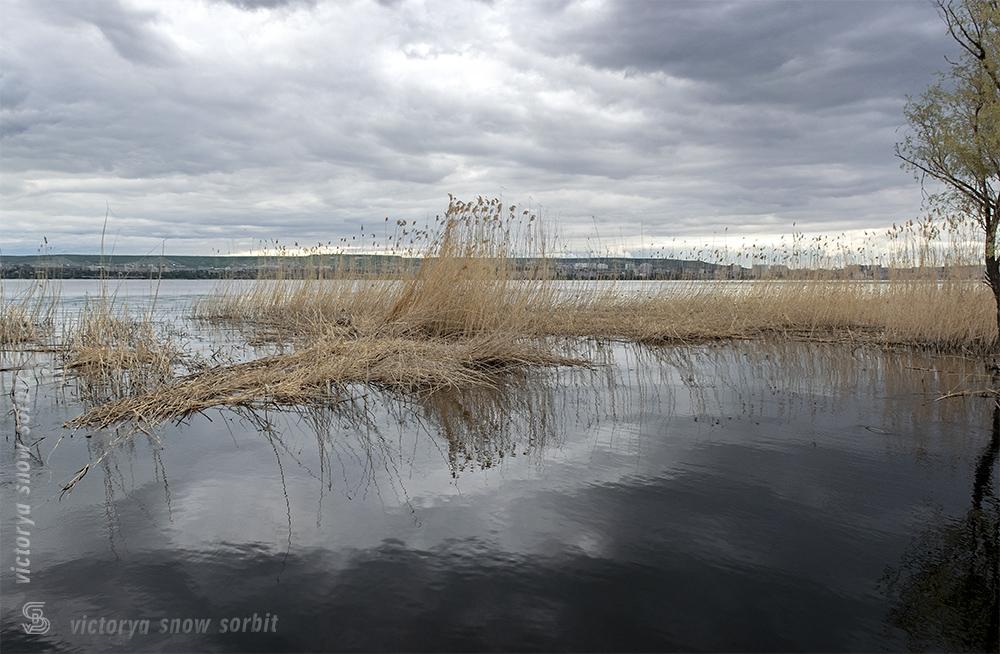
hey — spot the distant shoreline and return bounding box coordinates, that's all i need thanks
[0,254,982,281]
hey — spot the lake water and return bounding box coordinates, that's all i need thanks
[1,281,997,652]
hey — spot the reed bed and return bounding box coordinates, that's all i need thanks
[0,280,58,347]
[198,279,994,352]
[195,199,994,354]
[545,279,994,352]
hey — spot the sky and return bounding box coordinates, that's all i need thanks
[0,0,954,256]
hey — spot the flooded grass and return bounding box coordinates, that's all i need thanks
[6,199,985,431]
[66,335,586,430]
[62,295,181,404]
[0,279,58,347]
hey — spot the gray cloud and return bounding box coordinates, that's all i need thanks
[33,0,179,66]
[531,1,944,110]
[0,0,953,254]
[217,0,317,10]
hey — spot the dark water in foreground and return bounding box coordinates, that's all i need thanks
[1,281,998,652]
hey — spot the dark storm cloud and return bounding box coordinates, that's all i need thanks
[217,0,317,10]
[530,1,944,108]
[0,0,954,254]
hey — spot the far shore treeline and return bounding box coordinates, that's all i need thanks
[0,253,983,281]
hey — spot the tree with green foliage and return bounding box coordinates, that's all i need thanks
[897,0,1000,340]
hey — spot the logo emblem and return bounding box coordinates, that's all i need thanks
[22,602,50,635]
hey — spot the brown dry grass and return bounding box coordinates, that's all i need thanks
[68,197,997,429]
[195,197,558,340]
[199,279,994,352]
[66,334,584,429]
[0,280,57,347]
[196,198,995,354]
[63,295,179,401]
[544,279,994,352]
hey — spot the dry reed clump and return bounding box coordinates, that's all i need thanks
[0,280,58,347]
[1,306,44,346]
[63,296,179,400]
[66,334,585,429]
[194,196,558,340]
[378,200,555,339]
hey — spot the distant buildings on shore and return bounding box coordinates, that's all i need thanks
[0,254,983,281]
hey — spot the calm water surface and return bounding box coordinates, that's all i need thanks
[1,281,997,652]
